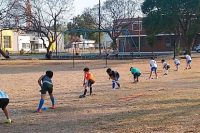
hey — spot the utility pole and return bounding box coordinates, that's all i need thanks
[138,16,141,54]
[98,0,101,55]
[55,13,58,56]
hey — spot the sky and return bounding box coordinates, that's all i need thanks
[73,0,144,17]
[73,0,106,16]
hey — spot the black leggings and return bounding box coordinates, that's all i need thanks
[84,80,95,95]
[87,80,95,87]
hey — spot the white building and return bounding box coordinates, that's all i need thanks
[73,39,96,49]
[18,35,31,52]
[71,35,96,49]
[0,29,65,53]
[18,35,48,53]
[18,34,64,53]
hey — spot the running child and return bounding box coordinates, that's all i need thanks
[173,57,180,71]
[149,57,158,79]
[106,68,120,89]
[161,59,170,75]
[0,90,12,123]
[184,53,192,69]
[130,67,141,83]
[37,70,56,112]
[79,67,95,98]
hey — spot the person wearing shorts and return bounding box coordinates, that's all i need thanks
[37,70,55,112]
[185,54,192,69]
[106,68,120,89]
[149,57,158,79]
[173,57,180,71]
[0,90,12,123]
[130,67,141,83]
[161,59,170,75]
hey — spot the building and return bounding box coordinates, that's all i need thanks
[117,17,176,53]
[0,29,18,52]
[0,29,65,53]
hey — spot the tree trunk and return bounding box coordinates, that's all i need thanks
[173,34,180,56]
[46,43,52,59]
[112,38,117,50]
[186,44,191,55]
[182,31,188,55]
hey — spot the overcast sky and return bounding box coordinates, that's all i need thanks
[73,0,106,16]
[72,0,144,17]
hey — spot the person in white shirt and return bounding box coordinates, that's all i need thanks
[0,90,12,123]
[185,54,192,69]
[161,59,170,75]
[149,57,158,79]
[173,57,180,71]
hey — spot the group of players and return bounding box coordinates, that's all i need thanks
[0,53,192,124]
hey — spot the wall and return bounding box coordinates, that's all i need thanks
[118,35,174,52]
[18,35,31,52]
[1,30,13,52]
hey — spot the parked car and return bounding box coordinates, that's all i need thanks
[195,44,200,52]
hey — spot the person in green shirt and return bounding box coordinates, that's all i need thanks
[130,67,141,83]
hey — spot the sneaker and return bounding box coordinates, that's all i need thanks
[36,109,42,113]
[42,107,49,111]
[4,119,12,124]
[79,95,85,98]
[50,105,56,109]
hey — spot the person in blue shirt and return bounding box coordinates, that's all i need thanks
[130,67,141,83]
[37,70,56,112]
[0,90,12,123]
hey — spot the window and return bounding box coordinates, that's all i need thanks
[22,43,30,49]
[157,36,162,41]
[35,44,43,49]
[132,22,142,31]
[4,36,11,48]
[165,37,172,48]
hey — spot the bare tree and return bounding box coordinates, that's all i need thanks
[86,0,138,50]
[0,0,16,19]
[0,0,18,58]
[18,0,73,56]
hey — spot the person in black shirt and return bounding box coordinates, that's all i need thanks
[106,68,120,89]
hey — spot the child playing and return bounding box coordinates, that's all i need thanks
[173,57,180,71]
[161,59,170,75]
[0,90,12,123]
[130,67,141,83]
[106,68,120,89]
[149,57,158,79]
[184,53,192,69]
[79,67,95,98]
[37,70,55,112]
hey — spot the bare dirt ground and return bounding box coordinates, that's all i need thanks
[0,55,200,133]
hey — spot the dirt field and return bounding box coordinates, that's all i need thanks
[0,55,200,133]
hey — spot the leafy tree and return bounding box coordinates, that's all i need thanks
[146,34,156,53]
[142,0,200,55]
[67,11,98,41]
